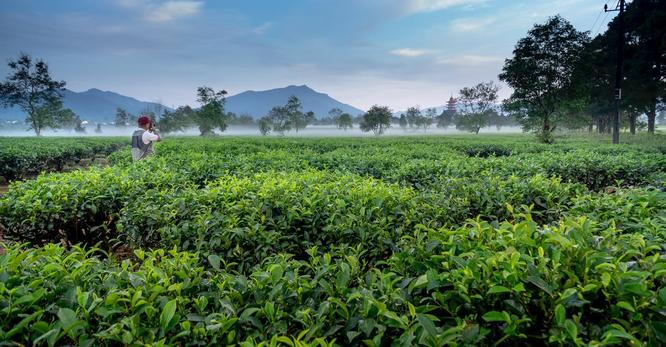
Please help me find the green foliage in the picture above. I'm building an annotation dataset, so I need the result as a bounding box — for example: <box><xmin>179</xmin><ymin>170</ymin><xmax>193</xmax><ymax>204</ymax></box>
<box><xmin>359</xmin><ymin>105</ymin><xmax>392</xmax><ymax>135</ymax></box>
<box><xmin>286</xmin><ymin>95</ymin><xmax>309</xmax><ymax>133</ymax></box>
<box><xmin>195</xmin><ymin>86</ymin><xmax>228</xmax><ymax>136</ymax></box>
<box><xmin>1</xmin><ymin>134</ymin><xmax>665</xmax><ymax>345</ymax></box>
<box><xmin>158</xmin><ymin>106</ymin><xmax>195</xmax><ymax>134</ymax></box>
<box><xmin>263</xmin><ymin>96</ymin><xmax>315</xmax><ymax>134</ymax></box>
<box><xmin>337</xmin><ymin>113</ymin><xmax>353</xmax><ymax>130</ymax></box>
<box><xmin>330</xmin><ymin>108</ymin><xmax>353</xmax><ymax>131</ymax></box>
<box><xmin>500</xmin><ymin>16</ymin><xmax>590</xmax><ymax>141</ymax></box>
<box><xmin>455</xmin><ymin>81</ymin><xmax>500</xmax><ymax>134</ymax></box>
<box><xmin>259</xmin><ymin>116</ymin><xmax>272</xmax><ymax>136</ymax></box>
<box><xmin>268</xmin><ymin>106</ymin><xmax>291</xmax><ymax>135</ymax></box>
<box><xmin>0</xmin><ymin>137</ymin><xmax>127</xmax><ymax>181</ymax></box>
<box><xmin>0</xmin><ymin>54</ymin><xmax>67</xmax><ymax>136</ymax></box>
<box><xmin>399</xmin><ymin>114</ymin><xmax>408</xmax><ymax>130</ymax></box>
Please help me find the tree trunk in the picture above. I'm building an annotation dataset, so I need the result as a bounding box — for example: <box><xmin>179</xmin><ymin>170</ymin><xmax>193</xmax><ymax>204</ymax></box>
<box><xmin>588</xmin><ymin>123</ymin><xmax>593</xmax><ymax>133</ymax></box>
<box><xmin>603</xmin><ymin>115</ymin><xmax>611</xmax><ymax>134</ymax></box>
<box><xmin>32</xmin><ymin>118</ymin><xmax>41</xmax><ymax>136</ymax></box>
<box><xmin>629</xmin><ymin>115</ymin><xmax>636</xmax><ymax>134</ymax></box>
<box><xmin>647</xmin><ymin>102</ymin><xmax>656</xmax><ymax>134</ymax></box>
<box><xmin>543</xmin><ymin>117</ymin><xmax>550</xmax><ymax>134</ymax></box>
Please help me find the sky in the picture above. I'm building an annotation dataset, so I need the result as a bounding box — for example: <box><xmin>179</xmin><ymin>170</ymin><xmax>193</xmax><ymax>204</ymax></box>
<box><xmin>0</xmin><ymin>0</ymin><xmax>614</xmax><ymax>111</ymax></box>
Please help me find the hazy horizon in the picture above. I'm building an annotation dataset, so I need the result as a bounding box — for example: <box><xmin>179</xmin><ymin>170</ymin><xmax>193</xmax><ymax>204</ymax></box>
<box><xmin>0</xmin><ymin>124</ymin><xmax>524</xmax><ymax>137</ymax></box>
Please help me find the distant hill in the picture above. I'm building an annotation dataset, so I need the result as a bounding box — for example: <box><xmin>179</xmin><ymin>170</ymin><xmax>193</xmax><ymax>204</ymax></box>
<box><xmin>225</xmin><ymin>85</ymin><xmax>363</xmax><ymax>119</ymax></box>
<box><xmin>0</xmin><ymin>85</ymin><xmax>364</xmax><ymax>122</ymax></box>
<box><xmin>0</xmin><ymin>88</ymin><xmax>169</xmax><ymax>123</ymax></box>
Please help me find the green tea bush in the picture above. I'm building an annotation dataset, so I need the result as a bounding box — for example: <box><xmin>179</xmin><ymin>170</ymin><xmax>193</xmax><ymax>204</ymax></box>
<box><xmin>2</xmin><ymin>203</ymin><xmax>664</xmax><ymax>346</ymax></box>
<box><xmin>117</xmin><ymin>170</ymin><xmax>429</xmax><ymax>268</ymax></box>
<box><xmin>0</xmin><ymin>137</ymin><xmax>126</xmax><ymax>181</ymax></box>
<box><xmin>0</xmin><ymin>163</ymin><xmax>195</xmax><ymax>247</ymax></box>
<box><xmin>1</xmin><ymin>134</ymin><xmax>665</xmax><ymax>346</ymax></box>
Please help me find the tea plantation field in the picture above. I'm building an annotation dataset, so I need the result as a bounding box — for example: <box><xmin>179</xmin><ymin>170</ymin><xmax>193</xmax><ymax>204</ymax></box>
<box><xmin>1</xmin><ymin>134</ymin><xmax>665</xmax><ymax>346</ymax></box>
<box><xmin>0</xmin><ymin>137</ymin><xmax>126</xmax><ymax>182</ymax></box>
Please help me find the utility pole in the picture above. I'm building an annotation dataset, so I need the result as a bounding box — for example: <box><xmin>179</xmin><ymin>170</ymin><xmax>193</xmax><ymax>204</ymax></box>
<box><xmin>605</xmin><ymin>0</ymin><xmax>625</xmax><ymax>144</ymax></box>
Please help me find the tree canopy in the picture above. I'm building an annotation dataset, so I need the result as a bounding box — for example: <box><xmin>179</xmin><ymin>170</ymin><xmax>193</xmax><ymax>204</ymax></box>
<box><xmin>500</xmin><ymin>16</ymin><xmax>589</xmax><ymax>143</ymax></box>
<box><xmin>456</xmin><ymin>81</ymin><xmax>500</xmax><ymax>134</ymax></box>
<box><xmin>0</xmin><ymin>54</ymin><xmax>67</xmax><ymax>135</ymax></box>
<box><xmin>359</xmin><ymin>105</ymin><xmax>392</xmax><ymax>135</ymax></box>
<box><xmin>195</xmin><ymin>86</ymin><xmax>228</xmax><ymax>136</ymax></box>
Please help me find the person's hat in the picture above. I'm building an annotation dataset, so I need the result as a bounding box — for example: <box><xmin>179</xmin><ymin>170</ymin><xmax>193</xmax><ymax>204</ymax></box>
<box><xmin>138</xmin><ymin>116</ymin><xmax>151</xmax><ymax>126</ymax></box>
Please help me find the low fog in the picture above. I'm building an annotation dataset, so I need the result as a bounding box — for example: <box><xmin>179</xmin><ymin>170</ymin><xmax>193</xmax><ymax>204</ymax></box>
<box><xmin>0</xmin><ymin>125</ymin><xmax>523</xmax><ymax>137</ymax></box>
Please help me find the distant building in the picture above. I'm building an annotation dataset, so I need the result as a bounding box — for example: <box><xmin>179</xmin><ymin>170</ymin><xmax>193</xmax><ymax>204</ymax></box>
<box><xmin>446</xmin><ymin>96</ymin><xmax>457</xmax><ymax>114</ymax></box>
<box><xmin>437</xmin><ymin>95</ymin><xmax>458</xmax><ymax>128</ymax></box>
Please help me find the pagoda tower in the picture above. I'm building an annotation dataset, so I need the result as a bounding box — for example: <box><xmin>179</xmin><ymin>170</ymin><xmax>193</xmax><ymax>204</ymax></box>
<box><xmin>446</xmin><ymin>95</ymin><xmax>457</xmax><ymax>114</ymax></box>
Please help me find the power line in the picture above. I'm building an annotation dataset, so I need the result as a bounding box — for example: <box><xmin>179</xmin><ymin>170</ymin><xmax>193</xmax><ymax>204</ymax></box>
<box><xmin>592</xmin><ymin>0</ymin><xmax>615</xmax><ymax>36</ymax></box>
<box><xmin>593</xmin><ymin>0</ymin><xmax>624</xmax><ymax>37</ymax></box>
<box><xmin>592</xmin><ymin>11</ymin><xmax>610</xmax><ymax>36</ymax></box>
<box><xmin>590</xmin><ymin>5</ymin><xmax>604</xmax><ymax>33</ymax></box>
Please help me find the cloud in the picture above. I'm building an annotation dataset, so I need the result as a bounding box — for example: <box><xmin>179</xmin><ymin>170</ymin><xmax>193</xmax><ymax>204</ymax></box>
<box><xmin>405</xmin><ymin>0</ymin><xmax>489</xmax><ymax>13</ymax></box>
<box><xmin>117</xmin><ymin>0</ymin><xmax>203</xmax><ymax>22</ymax></box>
<box><xmin>450</xmin><ymin>16</ymin><xmax>497</xmax><ymax>32</ymax></box>
<box><xmin>437</xmin><ymin>54</ymin><xmax>502</xmax><ymax>66</ymax></box>
<box><xmin>390</xmin><ymin>48</ymin><xmax>433</xmax><ymax>57</ymax></box>
<box><xmin>252</xmin><ymin>22</ymin><xmax>272</xmax><ymax>35</ymax></box>
<box><xmin>146</xmin><ymin>1</ymin><xmax>203</xmax><ymax>22</ymax></box>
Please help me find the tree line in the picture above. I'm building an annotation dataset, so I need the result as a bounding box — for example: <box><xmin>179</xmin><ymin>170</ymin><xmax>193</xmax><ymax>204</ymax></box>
<box><xmin>500</xmin><ymin>1</ymin><xmax>665</xmax><ymax>142</ymax></box>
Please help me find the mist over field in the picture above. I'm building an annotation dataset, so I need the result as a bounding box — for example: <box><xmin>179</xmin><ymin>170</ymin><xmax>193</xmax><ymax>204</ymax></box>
<box><xmin>0</xmin><ymin>125</ymin><xmax>523</xmax><ymax>137</ymax></box>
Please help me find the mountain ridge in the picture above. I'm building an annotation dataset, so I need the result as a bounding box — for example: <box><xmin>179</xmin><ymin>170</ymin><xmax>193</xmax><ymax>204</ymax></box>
<box><xmin>225</xmin><ymin>85</ymin><xmax>363</xmax><ymax>119</ymax></box>
<box><xmin>0</xmin><ymin>88</ymin><xmax>169</xmax><ymax>123</ymax></box>
<box><xmin>0</xmin><ymin>85</ymin><xmax>365</xmax><ymax>122</ymax></box>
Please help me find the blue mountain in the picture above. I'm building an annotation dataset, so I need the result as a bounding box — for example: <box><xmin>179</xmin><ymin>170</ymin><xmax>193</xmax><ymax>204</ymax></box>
<box><xmin>225</xmin><ymin>85</ymin><xmax>363</xmax><ymax>119</ymax></box>
<box><xmin>0</xmin><ymin>88</ymin><xmax>168</xmax><ymax>123</ymax></box>
<box><xmin>0</xmin><ymin>85</ymin><xmax>364</xmax><ymax>122</ymax></box>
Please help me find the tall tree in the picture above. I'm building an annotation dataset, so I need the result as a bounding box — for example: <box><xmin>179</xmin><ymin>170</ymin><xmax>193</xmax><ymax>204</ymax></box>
<box><xmin>329</xmin><ymin>108</ymin><xmax>343</xmax><ymax>127</ymax></box>
<box><xmin>455</xmin><ymin>81</ymin><xmax>500</xmax><ymax>134</ymax></box>
<box><xmin>419</xmin><ymin>108</ymin><xmax>437</xmax><ymax>132</ymax></box>
<box><xmin>399</xmin><ymin>114</ymin><xmax>408</xmax><ymax>131</ymax></box>
<box><xmin>499</xmin><ymin>16</ymin><xmax>590</xmax><ymax>143</ymax></box>
<box><xmin>268</xmin><ymin>106</ymin><xmax>291</xmax><ymax>135</ymax></box>
<box><xmin>0</xmin><ymin>54</ymin><xmax>67</xmax><ymax>135</ymax></box>
<box><xmin>405</xmin><ymin>106</ymin><xmax>420</xmax><ymax>129</ymax></box>
<box><xmin>620</xmin><ymin>0</ymin><xmax>666</xmax><ymax>134</ymax></box>
<box><xmin>576</xmin><ymin>35</ymin><xmax>615</xmax><ymax>134</ymax></box>
<box><xmin>359</xmin><ymin>105</ymin><xmax>392</xmax><ymax>135</ymax></box>
<box><xmin>258</xmin><ymin>116</ymin><xmax>272</xmax><ymax>136</ymax></box>
<box><xmin>303</xmin><ymin>111</ymin><xmax>316</xmax><ymax>129</ymax></box>
<box><xmin>115</xmin><ymin>107</ymin><xmax>130</xmax><ymax>127</ymax></box>
<box><xmin>286</xmin><ymin>95</ymin><xmax>306</xmax><ymax>133</ymax></box>
<box><xmin>338</xmin><ymin>113</ymin><xmax>353</xmax><ymax>130</ymax></box>
<box><xmin>195</xmin><ymin>86</ymin><xmax>228</xmax><ymax>136</ymax></box>
<box><xmin>158</xmin><ymin>106</ymin><xmax>194</xmax><ymax>134</ymax></box>
<box><xmin>58</xmin><ymin>107</ymin><xmax>78</xmax><ymax>131</ymax></box>
<box><xmin>437</xmin><ymin>110</ymin><xmax>454</xmax><ymax>129</ymax></box>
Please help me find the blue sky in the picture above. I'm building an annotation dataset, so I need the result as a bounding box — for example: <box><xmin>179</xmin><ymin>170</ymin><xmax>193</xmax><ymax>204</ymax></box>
<box><xmin>0</xmin><ymin>0</ymin><xmax>612</xmax><ymax>111</ymax></box>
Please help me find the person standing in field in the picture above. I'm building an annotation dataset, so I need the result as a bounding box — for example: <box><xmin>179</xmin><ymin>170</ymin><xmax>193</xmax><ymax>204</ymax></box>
<box><xmin>132</xmin><ymin>115</ymin><xmax>161</xmax><ymax>161</ymax></box>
